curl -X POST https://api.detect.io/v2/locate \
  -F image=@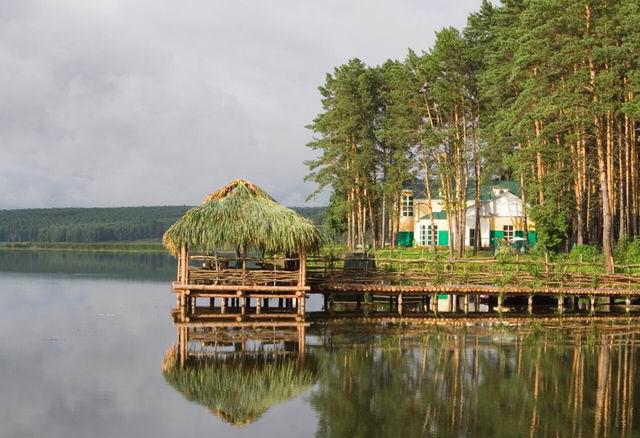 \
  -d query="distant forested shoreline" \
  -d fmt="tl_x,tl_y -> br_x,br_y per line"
0,206 -> 326,243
